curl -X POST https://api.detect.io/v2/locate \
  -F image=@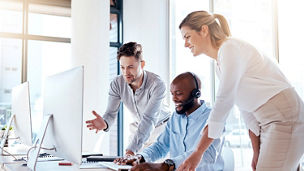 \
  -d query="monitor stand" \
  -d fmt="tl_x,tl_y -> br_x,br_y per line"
0,114 -> 15,155
27,114 -> 53,171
